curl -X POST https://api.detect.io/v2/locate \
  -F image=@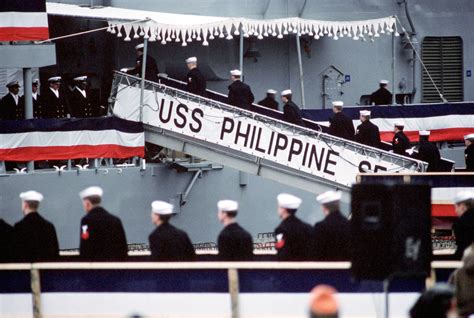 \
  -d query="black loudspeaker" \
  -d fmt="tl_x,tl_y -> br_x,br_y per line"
351,184 -> 432,280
